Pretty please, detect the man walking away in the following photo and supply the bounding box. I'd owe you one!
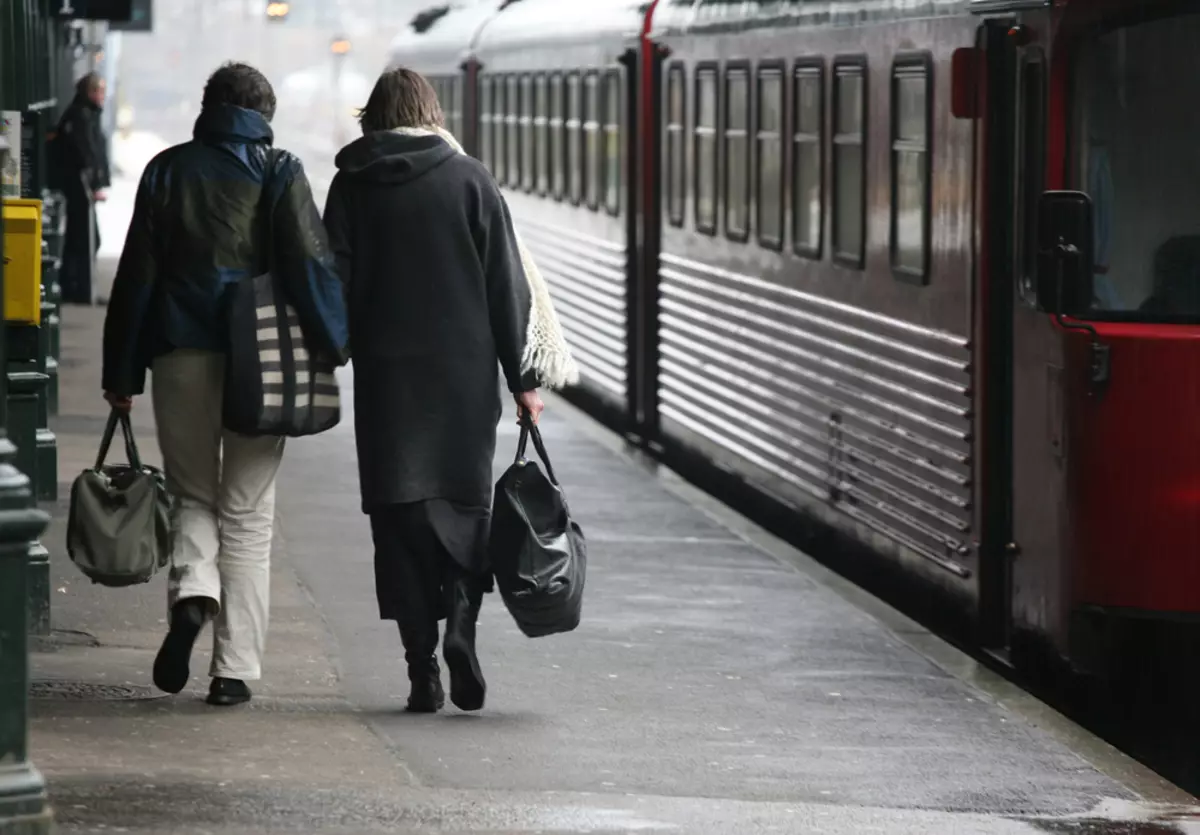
[102,62,349,707]
[55,72,111,304]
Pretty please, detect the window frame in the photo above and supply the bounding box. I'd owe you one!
[723,61,752,244]
[603,68,623,217]
[832,55,868,271]
[665,62,687,228]
[693,61,720,237]
[792,58,826,260]
[889,52,934,285]
[754,60,786,251]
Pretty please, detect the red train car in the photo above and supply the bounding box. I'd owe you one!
[390,0,1200,690]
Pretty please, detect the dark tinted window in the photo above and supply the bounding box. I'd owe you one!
[520,75,534,192]
[833,60,866,267]
[480,76,494,171]
[756,66,784,248]
[506,75,520,187]
[892,59,931,279]
[494,76,507,186]
[793,62,824,258]
[550,74,564,199]
[695,66,718,234]
[585,72,601,210]
[566,72,583,204]
[725,67,750,241]
[603,70,621,216]
[666,64,686,226]
[535,74,550,195]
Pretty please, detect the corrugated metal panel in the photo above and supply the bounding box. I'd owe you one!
[658,252,974,576]
[517,215,630,405]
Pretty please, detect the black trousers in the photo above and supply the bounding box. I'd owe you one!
[61,181,98,304]
[369,500,492,626]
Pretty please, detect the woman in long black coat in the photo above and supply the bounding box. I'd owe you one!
[324,69,561,713]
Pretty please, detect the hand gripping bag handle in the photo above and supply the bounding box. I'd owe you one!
[515,417,559,487]
[94,409,144,472]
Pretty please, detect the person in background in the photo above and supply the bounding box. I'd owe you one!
[323,68,559,714]
[55,72,111,305]
[102,62,349,707]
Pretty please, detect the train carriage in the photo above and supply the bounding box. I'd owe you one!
[470,0,647,425]
[390,0,1200,687]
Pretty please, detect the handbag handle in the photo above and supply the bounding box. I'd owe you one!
[515,417,559,487]
[94,409,143,471]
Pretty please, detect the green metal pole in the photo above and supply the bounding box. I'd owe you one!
[0,23,54,829]
[35,290,54,503]
[7,362,49,638]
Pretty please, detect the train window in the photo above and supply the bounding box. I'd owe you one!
[566,72,583,205]
[833,58,867,269]
[891,56,932,282]
[520,75,535,193]
[666,64,686,227]
[584,72,602,211]
[507,75,521,188]
[695,65,718,235]
[756,65,784,250]
[725,66,751,242]
[494,76,507,186]
[603,70,621,216]
[793,62,824,258]
[550,73,564,200]
[480,76,494,172]
[451,77,464,139]
[535,75,549,196]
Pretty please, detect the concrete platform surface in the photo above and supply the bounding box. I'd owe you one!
[28,303,1200,834]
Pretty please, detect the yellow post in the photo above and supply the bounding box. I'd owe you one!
[2,199,42,326]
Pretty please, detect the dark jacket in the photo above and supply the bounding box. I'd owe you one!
[102,105,349,396]
[55,94,110,192]
[324,131,538,513]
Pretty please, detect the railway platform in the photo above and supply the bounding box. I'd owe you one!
[24,277,1199,834]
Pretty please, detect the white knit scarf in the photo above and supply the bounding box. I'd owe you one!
[392,126,580,389]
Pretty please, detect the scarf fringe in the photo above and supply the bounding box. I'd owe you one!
[393,126,580,389]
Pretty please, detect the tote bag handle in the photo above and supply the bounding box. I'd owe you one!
[94,410,143,471]
[515,417,559,487]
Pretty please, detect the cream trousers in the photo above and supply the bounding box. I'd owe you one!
[152,349,285,681]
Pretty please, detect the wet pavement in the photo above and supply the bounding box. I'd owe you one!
[29,302,1200,833]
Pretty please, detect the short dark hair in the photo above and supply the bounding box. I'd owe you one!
[357,68,443,133]
[202,62,276,122]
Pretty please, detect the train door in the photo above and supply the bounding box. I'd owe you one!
[977,17,1067,659]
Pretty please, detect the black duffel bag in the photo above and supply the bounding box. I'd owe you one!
[490,418,586,638]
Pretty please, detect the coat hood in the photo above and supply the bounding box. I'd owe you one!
[334,131,456,185]
[193,104,274,146]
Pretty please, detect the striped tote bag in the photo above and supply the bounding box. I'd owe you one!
[222,271,341,438]
[222,150,341,438]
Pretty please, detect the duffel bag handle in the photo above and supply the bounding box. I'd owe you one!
[95,410,144,472]
[515,417,560,487]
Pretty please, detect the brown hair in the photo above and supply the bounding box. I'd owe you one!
[358,68,443,133]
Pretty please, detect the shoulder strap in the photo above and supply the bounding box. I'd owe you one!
[258,147,281,276]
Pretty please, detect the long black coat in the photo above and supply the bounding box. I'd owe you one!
[324,132,538,513]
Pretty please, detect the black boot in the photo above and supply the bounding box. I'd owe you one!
[152,598,208,695]
[207,677,252,706]
[443,570,486,712]
[399,620,445,713]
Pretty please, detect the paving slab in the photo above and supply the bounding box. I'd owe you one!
[26,302,1200,835]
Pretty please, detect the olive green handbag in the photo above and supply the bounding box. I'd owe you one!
[67,410,173,587]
